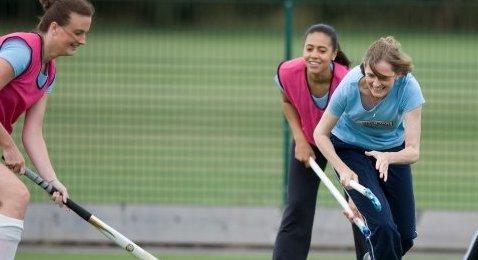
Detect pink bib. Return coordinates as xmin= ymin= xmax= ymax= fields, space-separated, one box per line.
xmin=278 ymin=58 xmax=348 ymax=145
xmin=0 ymin=32 xmax=56 ymax=134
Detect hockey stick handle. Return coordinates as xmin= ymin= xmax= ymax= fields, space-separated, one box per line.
xmin=349 ymin=180 xmax=382 ymax=212
xmin=23 ymin=167 xmax=92 ymax=220
xmin=308 ymin=158 xmax=371 ymax=237
xmin=22 ymin=167 xmax=158 ymax=260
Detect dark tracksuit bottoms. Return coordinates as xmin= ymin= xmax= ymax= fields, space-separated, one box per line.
xmin=464 ymin=230 xmax=478 ymax=260
xmin=273 ymin=141 xmax=366 ymax=260
xmin=331 ymin=135 xmax=417 ymax=260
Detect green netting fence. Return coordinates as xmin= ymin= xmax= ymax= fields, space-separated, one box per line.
xmin=1 ymin=0 xmax=477 ymax=210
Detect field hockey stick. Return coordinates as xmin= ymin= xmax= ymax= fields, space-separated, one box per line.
xmin=348 ymin=180 xmax=382 ymax=212
xmin=308 ymin=157 xmax=371 ymax=237
xmin=22 ymin=167 xmax=158 ymax=260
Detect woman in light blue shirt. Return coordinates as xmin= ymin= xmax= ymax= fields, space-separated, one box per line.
xmin=314 ymin=36 xmax=424 ymax=260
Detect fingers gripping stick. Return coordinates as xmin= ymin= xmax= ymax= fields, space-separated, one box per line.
xmin=308 ymin=157 xmax=371 ymax=237
xmin=349 ymin=181 xmax=382 ymax=212
xmin=22 ymin=167 xmax=158 ymax=260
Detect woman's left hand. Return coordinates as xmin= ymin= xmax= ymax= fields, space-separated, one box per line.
xmin=365 ymin=150 xmax=390 ymax=182
xmin=49 ymin=179 xmax=69 ymax=206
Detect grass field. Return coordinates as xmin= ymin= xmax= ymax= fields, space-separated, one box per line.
xmin=2 ymin=27 xmax=476 ymax=210
xmin=15 ymin=251 xmax=464 ymax=260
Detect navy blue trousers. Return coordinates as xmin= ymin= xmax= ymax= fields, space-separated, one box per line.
xmin=273 ymin=141 xmax=366 ymax=260
xmin=331 ymin=135 xmax=417 ymax=260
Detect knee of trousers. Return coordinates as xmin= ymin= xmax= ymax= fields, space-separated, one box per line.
xmin=401 ymin=238 xmax=414 ymax=254
xmin=397 ymin=225 xmax=417 ymax=254
xmin=373 ymin=221 xmax=401 ymax=244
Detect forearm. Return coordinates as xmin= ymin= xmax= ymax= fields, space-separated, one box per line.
xmin=387 ymin=107 xmax=422 ymax=165
xmin=315 ymin=133 xmax=351 ymax=175
xmin=23 ymin=131 xmax=57 ymax=181
xmin=312 ymin=111 xmax=353 ymax=177
xmin=283 ymin=102 xmax=307 ymax=143
xmin=0 ymin=123 xmax=15 ymax=149
xmin=384 ymin=146 xmax=420 ymax=165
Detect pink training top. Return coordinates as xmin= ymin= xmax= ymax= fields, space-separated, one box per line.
xmin=0 ymin=32 xmax=56 ymax=134
xmin=277 ymin=57 xmax=348 ymax=145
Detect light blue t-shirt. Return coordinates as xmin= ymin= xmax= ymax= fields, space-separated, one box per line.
xmin=328 ymin=66 xmax=425 ymax=150
xmin=0 ymin=39 xmax=55 ymax=94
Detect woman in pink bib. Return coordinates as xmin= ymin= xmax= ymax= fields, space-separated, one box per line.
xmin=272 ymin=24 xmax=366 ymax=260
xmin=0 ymin=1 xmax=94 ymax=258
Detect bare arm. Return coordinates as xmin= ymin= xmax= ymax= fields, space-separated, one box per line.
xmin=23 ymin=95 xmax=69 ymax=203
xmin=282 ymin=94 xmax=316 ymax=163
xmin=314 ymin=110 xmax=360 ymax=221
xmin=382 ymin=106 xmax=422 ymax=164
xmin=0 ymin=58 xmax=15 ymax=88
xmin=0 ymin=57 xmax=26 ymax=172
xmin=282 ymin=94 xmax=307 ymax=144
xmin=313 ymin=110 xmax=358 ymax=186
xmin=22 ymin=95 xmax=56 ymax=181
xmin=364 ymin=106 xmax=422 ymax=181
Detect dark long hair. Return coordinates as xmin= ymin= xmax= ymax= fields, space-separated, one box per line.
xmin=304 ymin=24 xmax=351 ymax=68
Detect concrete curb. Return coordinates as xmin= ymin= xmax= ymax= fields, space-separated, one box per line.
xmin=22 ymin=203 xmax=477 ymax=252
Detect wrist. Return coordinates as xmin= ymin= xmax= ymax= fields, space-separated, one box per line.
xmin=383 ymin=152 xmax=393 ymax=163
xmin=1 ymin=138 xmax=15 ymax=149
xmin=46 ymin=178 xmax=58 ymax=184
xmin=294 ymin=136 xmax=308 ymax=144
xmin=337 ymin=171 xmax=347 ymax=179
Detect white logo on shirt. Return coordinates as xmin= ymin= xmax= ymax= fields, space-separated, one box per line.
xmin=357 ymin=120 xmax=394 ymax=128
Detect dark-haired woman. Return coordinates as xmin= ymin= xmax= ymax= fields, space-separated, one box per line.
xmin=272 ymin=23 xmax=365 ymax=260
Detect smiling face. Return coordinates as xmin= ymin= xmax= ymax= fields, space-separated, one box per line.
xmin=302 ymin=31 xmax=337 ymax=76
xmin=363 ymin=60 xmax=398 ymax=99
xmin=50 ymin=12 xmax=92 ymax=56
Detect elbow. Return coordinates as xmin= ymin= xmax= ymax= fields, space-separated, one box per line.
xmin=410 ymin=148 xmax=420 ymax=164
xmin=22 ymin=128 xmax=42 ymax=147
xmin=22 ymin=132 xmax=30 ymax=148
xmin=313 ymin=127 xmax=320 ymax=145
xmin=313 ymin=128 xmax=326 ymax=148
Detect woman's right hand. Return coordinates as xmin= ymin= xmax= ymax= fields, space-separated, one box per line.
xmin=2 ymin=142 xmax=25 ymax=174
xmin=295 ymin=140 xmax=315 ymax=166
xmin=339 ymin=170 xmax=358 ymax=188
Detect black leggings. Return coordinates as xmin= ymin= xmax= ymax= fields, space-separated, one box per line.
xmin=273 ymin=141 xmax=367 ymax=260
